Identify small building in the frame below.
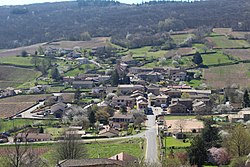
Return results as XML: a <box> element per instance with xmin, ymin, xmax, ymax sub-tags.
<box><xmin>110</xmin><ymin>114</ymin><xmax>134</xmax><ymax>123</ymax></box>
<box><xmin>117</xmin><ymin>85</ymin><xmax>145</xmax><ymax>95</ymax></box>
<box><xmin>171</xmin><ymin>72</ymin><xmax>187</xmax><ymax>81</ymax></box>
<box><xmin>168</xmin><ymin>102</ymin><xmax>187</xmax><ymax>114</ymax></box>
<box><xmin>148</xmin><ymin>94</ymin><xmax>169</xmax><ymax>107</ymax></box>
<box><xmin>137</xmin><ymin>100</ymin><xmax>148</xmax><ymax>110</ymax></box>
<box><xmin>16</xmin><ymin>133</ymin><xmax>51</xmax><ymax>142</ymax></box>
<box><xmin>171</xmin><ymin>98</ymin><xmax>193</xmax><ymax>111</ymax></box>
<box><xmin>50</xmin><ymin>102</ymin><xmax>67</xmax><ymax>118</ymax></box>
<box><xmin>72</xmin><ymin>81</ymin><xmax>93</xmax><ymax>89</ymax></box>
<box><xmin>111</xmin><ymin>96</ymin><xmax>136</xmax><ymax>108</ymax></box>
<box><xmin>99</xmin><ymin>128</ymin><xmax>119</xmax><ymax>138</ymax></box>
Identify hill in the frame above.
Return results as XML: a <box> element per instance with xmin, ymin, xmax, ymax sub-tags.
<box><xmin>1</xmin><ymin>0</ymin><xmax>250</xmax><ymax>49</ymax></box>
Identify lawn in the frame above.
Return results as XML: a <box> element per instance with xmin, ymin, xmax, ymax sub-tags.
<box><xmin>0</xmin><ymin>56</ymin><xmax>35</xmax><ymax>67</ymax></box>
<box><xmin>204</xmin><ymin>63</ymin><xmax>250</xmax><ymax>88</ymax></box>
<box><xmin>42</xmin><ymin>139</ymin><xmax>144</xmax><ymax>167</ymax></box>
<box><xmin>206</xmin><ymin>36</ymin><xmax>250</xmax><ymax>49</ymax></box>
<box><xmin>185</xmin><ymin>79</ymin><xmax>203</xmax><ymax>88</ymax></box>
<box><xmin>164</xmin><ymin>115</ymin><xmax>196</xmax><ymax>120</ymax></box>
<box><xmin>0</xmin><ymin>65</ymin><xmax>41</xmax><ymax>89</ymax></box>
<box><xmin>202</xmin><ymin>52</ymin><xmax>234</xmax><ymax>66</ymax></box>
<box><xmin>64</xmin><ymin>64</ymin><xmax>97</xmax><ymax>76</ymax></box>
<box><xmin>171</xmin><ymin>34</ymin><xmax>194</xmax><ymax>45</ymax></box>
<box><xmin>164</xmin><ymin>137</ymin><xmax>191</xmax><ymax>148</ymax></box>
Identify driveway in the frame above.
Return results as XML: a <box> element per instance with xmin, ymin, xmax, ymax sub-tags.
<box><xmin>14</xmin><ymin>101</ymin><xmax>45</xmax><ymax>119</ymax></box>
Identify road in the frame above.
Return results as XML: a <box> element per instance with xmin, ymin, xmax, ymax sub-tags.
<box><xmin>145</xmin><ymin>107</ymin><xmax>162</xmax><ymax>165</ymax></box>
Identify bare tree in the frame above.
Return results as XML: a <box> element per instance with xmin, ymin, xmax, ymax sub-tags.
<box><xmin>6</xmin><ymin>133</ymin><xmax>48</xmax><ymax>167</ymax></box>
<box><xmin>56</xmin><ymin>132</ymin><xmax>87</xmax><ymax>160</ymax></box>
<box><xmin>175</xmin><ymin>120</ymin><xmax>187</xmax><ymax>133</ymax></box>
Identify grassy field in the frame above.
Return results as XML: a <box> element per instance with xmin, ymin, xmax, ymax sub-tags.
<box><xmin>0</xmin><ymin>65</ymin><xmax>41</xmax><ymax>89</ymax></box>
<box><xmin>206</xmin><ymin>36</ymin><xmax>250</xmax><ymax>49</ymax></box>
<box><xmin>171</xmin><ymin>34</ymin><xmax>193</xmax><ymax>45</ymax></box>
<box><xmin>185</xmin><ymin>79</ymin><xmax>203</xmax><ymax>88</ymax></box>
<box><xmin>164</xmin><ymin>137</ymin><xmax>191</xmax><ymax>148</ymax></box>
<box><xmin>204</xmin><ymin>63</ymin><xmax>250</xmax><ymax>88</ymax></box>
<box><xmin>202</xmin><ymin>52</ymin><xmax>233</xmax><ymax>66</ymax></box>
<box><xmin>64</xmin><ymin>64</ymin><xmax>97</xmax><ymax>76</ymax></box>
<box><xmin>41</xmin><ymin>139</ymin><xmax>144</xmax><ymax>167</ymax></box>
<box><xmin>0</xmin><ymin>56</ymin><xmax>35</xmax><ymax>67</ymax></box>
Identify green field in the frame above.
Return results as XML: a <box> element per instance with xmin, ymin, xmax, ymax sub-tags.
<box><xmin>171</xmin><ymin>34</ymin><xmax>193</xmax><ymax>45</ymax></box>
<box><xmin>207</xmin><ymin>36</ymin><xmax>250</xmax><ymax>48</ymax></box>
<box><xmin>0</xmin><ymin>56</ymin><xmax>35</xmax><ymax>67</ymax></box>
<box><xmin>202</xmin><ymin>52</ymin><xmax>233</xmax><ymax>66</ymax></box>
<box><xmin>164</xmin><ymin>137</ymin><xmax>191</xmax><ymax>148</ymax></box>
<box><xmin>64</xmin><ymin>64</ymin><xmax>97</xmax><ymax>76</ymax></box>
<box><xmin>185</xmin><ymin>79</ymin><xmax>203</xmax><ymax>88</ymax></box>
<box><xmin>42</xmin><ymin>139</ymin><xmax>144</xmax><ymax>167</ymax></box>
<box><xmin>0</xmin><ymin>66</ymin><xmax>41</xmax><ymax>88</ymax></box>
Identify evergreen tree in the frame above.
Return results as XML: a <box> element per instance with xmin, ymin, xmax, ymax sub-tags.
<box><xmin>88</xmin><ymin>110</ymin><xmax>96</xmax><ymax>127</ymax></box>
<box><xmin>111</xmin><ymin>69</ymin><xmax>119</xmax><ymax>86</ymax></box>
<box><xmin>201</xmin><ymin>118</ymin><xmax>221</xmax><ymax>148</ymax></box>
<box><xmin>243</xmin><ymin>90</ymin><xmax>250</xmax><ymax>108</ymax></box>
<box><xmin>188</xmin><ymin>135</ymin><xmax>207</xmax><ymax>167</ymax></box>
<box><xmin>192</xmin><ymin>52</ymin><xmax>203</xmax><ymax>65</ymax></box>
<box><xmin>74</xmin><ymin>88</ymin><xmax>81</xmax><ymax>103</ymax></box>
<box><xmin>51</xmin><ymin>67</ymin><xmax>61</xmax><ymax>81</ymax></box>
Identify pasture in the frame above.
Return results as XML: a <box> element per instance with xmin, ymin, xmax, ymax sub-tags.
<box><xmin>206</xmin><ymin>36</ymin><xmax>250</xmax><ymax>49</ymax></box>
<box><xmin>202</xmin><ymin>52</ymin><xmax>234</xmax><ymax>66</ymax></box>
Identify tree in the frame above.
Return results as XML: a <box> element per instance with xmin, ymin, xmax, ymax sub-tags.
<box><xmin>224</xmin><ymin>125</ymin><xmax>250</xmax><ymax>157</ymax></box>
<box><xmin>80</xmin><ymin>32</ymin><xmax>91</xmax><ymax>41</ymax></box>
<box><xmin>175</xmin><ymin>119</ymin><xmax>187</xmax><ymax>133</ymax></box>
<box><xmin>73</xmin><ymin>116</ymin><xmax>90</xmax><ymax>130</ymax></box>
<box><xmin>110</xmin><ymin>69</ymin><xmax>119</xmax><ymax>86</ymax></box>
<box><xmin>56</xmin><ymin>133</ymin><xmax>87</xmax><ymax>160</ymax></box>
<box><xmin>192</xmin><ymin>52</ymin><xmax>203</xmax><ymax>65</ymax></box>
<box><xmin>74</xmin><ymin>88</ymin><xmax>81</xmax><ymax>103</ymax></box>
<box><xmin>201</xmin><ymin>119</ymin><xmax>221</xmax><ymax>148</ymax></box>
<box><xmin>6</xmin><ymin>134</ymin><xmax>48</xmax><ymax>167</ymax></box>
<box><xmin>95</xmin><ymin>110</ymin><xmax>110</xmax><ymax>124</ymax></box>
<box><xmin>188</xmin><ymin>135</ymin><xmax>207</xmax><ymax>167</ymax></box>
<box><xmin>88</xmin><ymin>110</ymin><xmax>96</xmax><ymax>127</ymax></box>
<box><xmin>208</xmin><ymin>147</ymin><xmax>230</xmax><ymax>166</ymax></box>
<box><xmin>50</xmin><ymin>67</ymin><xmax>61</xmax><ymax>82</ymax></box>
<box><xmin>21</xmin><ymin>50</ymin><xmax>28</xmax><ymax>57</ymax></box>
<box><xmin>30</xmin><ymin>56</ymin><xmax>41</xmax><ymax>67</ymax></box>
<box><xmin>120</xmin><ymin>105</ymin><xmax>127</xmax><ymax>114</ymax></box>
<box><xmin>243</xmin><ymin>90</ymin><xmax>250</xmax><ymax>108</ymax></box>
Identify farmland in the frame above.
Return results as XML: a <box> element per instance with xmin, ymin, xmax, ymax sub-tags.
<box><xmin>0</xmin><ymin>56</ymin><xmax>34</xmax><ymax>67</ymax></box>
<box><xmin>0</xmin><ymin>95</ymin><xmax>49</xmax><ymax>118</ymax></box>
<box><xmin>204</xmin><ymin>63</ymin><xmax>250</xmax><ymax>88</ymax></box>
<box><xmin>223</xmin><ymin>49</ymin><xmax>250</xmax><ymax>60</ymax></box>
<box><xmin>0</xmin><ymin>66</ymin><xmax>41</xmax><ymax>89</ymax></box>
<box><xmin>202</xmin><ymin>52</ymin><xmax>234</xmax><ymax>66</ymax></box>
<box><xmin>171</xmin><ymin>34</ymin><xmax>193</xmax><ymax>45</ymax></box>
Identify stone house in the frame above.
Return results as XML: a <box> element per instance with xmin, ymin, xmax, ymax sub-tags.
<box><xmin>168</xmin><ymin>102</ymin><xmax>187</xmax><ymax>114</ymax></box>
<box><xmin>111</xmin><ymin>96</ymin><xmax>136</xmax><ymax>108</ymax></box>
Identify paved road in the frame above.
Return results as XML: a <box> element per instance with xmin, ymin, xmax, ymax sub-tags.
<box><xmin>145</xmin><ymin>107</ymin><xmax>163</xmax><ymax>164</ymax></box>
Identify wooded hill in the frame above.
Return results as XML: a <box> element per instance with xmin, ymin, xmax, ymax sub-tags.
<box><xmin>0</xmin><ymin>0</ymin><xmax>250</xmax><ymax>49</ymax></box>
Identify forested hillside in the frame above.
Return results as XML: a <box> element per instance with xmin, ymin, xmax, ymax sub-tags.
<box><xmin>1</xmin><ymin>0</ymin><xmax>250</xmax><ymax>49</ymax></box>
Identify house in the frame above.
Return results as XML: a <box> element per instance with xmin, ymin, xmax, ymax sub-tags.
<box><xmin>56</xmin><ymin>152</ymin><xmax>138</xmax><ymax>167</ymax></box>
<box><xmin>72</xmin><ymin>81</ymin><xmax>93</xmax><ymax>89</ymax></box>
<box><xmin>63</xmin><ymin>76</ymin><xmax>75</xmax><ymax>84</ymax></box>
<box><xmin>147</xmin><ymin>87</ymin><xmax>160</xmax><ymax>96</ymax></box>
<box><xmin>109</xmin><ymin>114</ymin><xmax>134</xmax><ymax>124</ymax></box>
<box><xmin>168</xmin><ymin>102</ymin><xmax>187</xmax><ymax>114</ymax></box>
<box><xmin>117</xmin><ymin>85</ymin><xmax>144</xmax><ymax>95</ymax></box>
<box><xmin>121</xmin><ymin>55</ymin><xmax>138</xmax><ymax>66</ymax></box>
<box><xmin>171</xmin><ymin>71</ymin><xmax>187</xmax><ymax>81</ymax></box>
<box><xmin>148</xmin><ymin>94</ymin><xmax>169</xmax><ymax>107</ymax></box>
<box><xmin>166</xmin><ymin>67</ymin><xmax>185</xmax><ymax>77</ymax></box>
<box><xmin>56</xmin><ymin>159</ymin><xmax>123</xmax><ymax>167</ymax></box>
<box><xmin>50</xmin><ymin>102</ymin><xmax>67</xmax><ymax>118</ymax></box>
<box><xmin>137</xmin><ymin>100</ymin><xmax>148</xmax><ymax>110</ymax></box>
<box><xmin>171</xmin><ymin>98</ymin><xmax>193</xmax><ymax>111</ymax></box>
<box><xmin>99</xmin><ymin>128</ymin><xmax>119</xmax><ymax>138</ymax></box>
<box><xmin>193</xmin><ymin>99</ymin><xmax>212</xmax><ymax>114</ymax></box>
<box><xmin>137</xmin><ymin>71</ymin><xmax>163</xmax><ymax>83</ymax></box>
<box><xmin>160</xmin><ymin>89</ymin><xmax>181</xmax><ymax>98</ymax></box>
<box><xmin>16</xmin><ymin>133</ymin><xmax>51</xmax><ymax>142</ymax></box>
<box><xmin>111</xmin><ymin>96</ymin><xmax>136</xmax><ymax>108</ymax></box>
<box><xmin>109</xmin><ymin>152</ymin><xmax>138</xmax><ymax>163</ymax></box>
<box><xmin>228</xmin><ymin>108</ymin><xmax>250</xmax><ymax>123</ymax></box>
<box><xmin>2</xmin><ymin>87</ymin><xmax>16</xmax><ymax>97</ymax></box>
<box><xmin>129</xmin><ymin>67</ymin><xmax>153</xmax><ymax>74</ymax></box>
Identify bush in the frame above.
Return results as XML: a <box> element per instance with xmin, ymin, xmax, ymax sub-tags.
<box><xmin>230</xmin><ymin>156</ymin><xmax>248</xmax><ymax>167</ymax></box>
